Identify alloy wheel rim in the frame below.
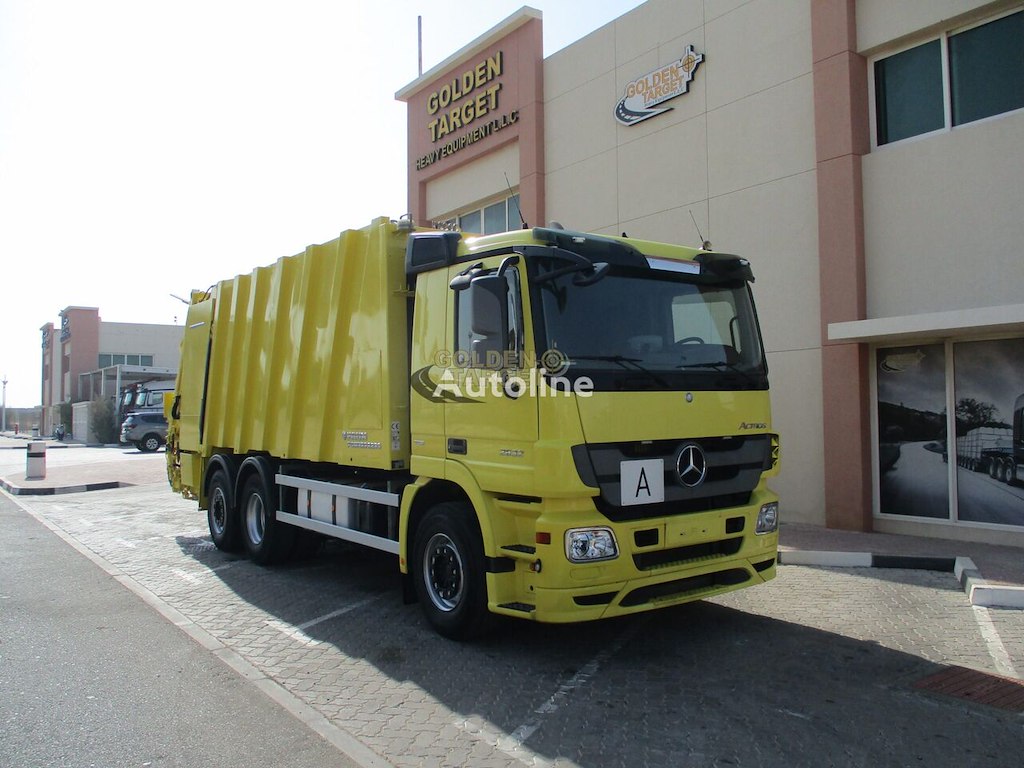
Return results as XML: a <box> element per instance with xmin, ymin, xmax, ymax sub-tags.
<box><xmin>246</xmin><ymin>493</ymin><xmax>265</xmax><ymax>545</ymax></box>
<box><xmin>211</xmin><ymin>487</ymin><xmax>227</xmax><ymax>536</ymax></box>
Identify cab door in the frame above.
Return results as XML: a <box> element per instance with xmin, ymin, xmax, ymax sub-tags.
<box><xmin>443</xmin><ymin>254</ymin><xmax>538</xmax><ymax>494</ymax></box>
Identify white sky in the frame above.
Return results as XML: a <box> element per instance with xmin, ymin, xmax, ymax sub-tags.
<box><xmin>0</xmin><ymin>0</ymin><xmax>645</xmax><ymax>407</ymax></box>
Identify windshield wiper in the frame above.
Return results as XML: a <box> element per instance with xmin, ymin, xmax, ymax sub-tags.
<box><xmin>529</xmin><ymin>247</ymin><xmax>610</xmax><ymax>286</ymax></box>
<box><xmin>676</xmin><ymin>360</ymin><xmax>762</xmax><ymax>388</ymax></box>
<box><xmin>570</xmin><ymin>355</ymin><xmax>673</xmax><ymax>389</ymax></box>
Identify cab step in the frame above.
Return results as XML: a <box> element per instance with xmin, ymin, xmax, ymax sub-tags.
<box><xmin>497</xmin><ymin>602</ymin><xmax>535</xmax><ymax>613</ymax></box>
<box><xmin>501</xmin><ymin>544</ymin><xmax>536</xmax><ymax>555</ymax></box>
<box><xmin>499</xmin><ymin>544</ymin><xmax>542</xmax><ymax>573</ymax></box>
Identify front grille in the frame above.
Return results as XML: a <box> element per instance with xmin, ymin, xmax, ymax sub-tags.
<box><xmin>620</xmin><ymin>568</ymin><xmax>751</xmax><ymax>607</ymax></box>
<box><xmin>633</xmin><ymin>537</ymin><xmax>742</xmax><ymax>571</ymax></box>
<box><xmin>595</xmin><ymin>492</ymin><xmax>751</xmax><ymax>521</ymax></box>
<box><xmin>573</xmin><ymin>436</ymin><xmax>771</xmax><ymax>522</ymax></box>
<box><xmin>573</xmin><ymin>592</ymin><xmax>617</xmax><ymax>607</ymax></box>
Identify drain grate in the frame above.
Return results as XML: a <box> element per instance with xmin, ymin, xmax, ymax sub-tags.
<box><xmin>913</xmin><ymin>665</ymin><xmax>1024</xmax><ymax>712</ymax></box>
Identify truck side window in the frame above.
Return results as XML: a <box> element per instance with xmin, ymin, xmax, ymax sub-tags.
<box><xmin>455</xmin><ymin>267</ymin><xmax>521</xmax><ymax>368</ymax></box>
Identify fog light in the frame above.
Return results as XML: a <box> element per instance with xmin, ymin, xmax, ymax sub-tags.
<box><xmin>565</xmin><ymin>527</ymin><xmax>618</xmax><ymax>562</ymax></box>
<box><xmin>756</xmin><ymin>502</ymin><xmax>779</xmax><ymax>534</ymax></box>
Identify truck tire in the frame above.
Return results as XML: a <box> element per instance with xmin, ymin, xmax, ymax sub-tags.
<box><xmin>412</xmin><ymin>502</ymin><xmax>490</xmax><ymax>640</ymax></box>
<box><xmin>207</xmin><ymin>470</ymin><xmax>241</xmax><ymax>552</ymax></box>
<box><xmin>240</xmin><ymin>473</ymin><xmax>293</xmax><ymax>565</ymax></box>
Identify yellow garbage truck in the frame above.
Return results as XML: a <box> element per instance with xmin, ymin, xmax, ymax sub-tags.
<box><xmin>168</xmin><ymin>216</ymin><xmax>780</xmax><ymax>638</ymax></box>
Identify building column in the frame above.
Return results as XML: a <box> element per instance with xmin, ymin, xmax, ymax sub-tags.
<box><xmin>812</xmin><ymin>0</ymin><xmax>872</xmax><ymax>530</ymax></box>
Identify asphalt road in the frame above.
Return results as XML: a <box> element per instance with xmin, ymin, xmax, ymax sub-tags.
<box><xmin>0</xmin><ymin>492</ymin><xmax>355</xmax><ymax>768</ymax></box>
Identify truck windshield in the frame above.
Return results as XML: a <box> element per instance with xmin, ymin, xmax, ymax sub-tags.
<box><xmin>534</xmin><ymin>264</ymin><xmax>767</xmax><ymax>391</ymax></box>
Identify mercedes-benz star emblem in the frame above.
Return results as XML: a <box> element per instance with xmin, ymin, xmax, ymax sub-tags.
<box><xmin>675</xmin><ymin>443</ymin><xmax>707</xmax><ymax>488</ymax></box>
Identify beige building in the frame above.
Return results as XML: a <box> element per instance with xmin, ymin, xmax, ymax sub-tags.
<box><xmin>40</xmin><ymin>306</ymin><xmax>183</xmax><ymax>432</ymax></box>
<box><xmin>398</xmin><ymin>0</ymin><xmax>1024</xmax><ymax>544</ymax></box>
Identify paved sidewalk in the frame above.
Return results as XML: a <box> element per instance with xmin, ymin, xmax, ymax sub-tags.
<box><xmin>0</xmin><ymin>434</ymin><xmax>165</xmax><ymax>495</ymax></box>
<box><xmin>2</xmin><ymin>432</ymin><xmax>1021</xmax><ymax>590</ymax></box>
<box><xmin>781</xmin><ymin>521</ymin><xmax>1024</xmax><ymax>588</ymax></box>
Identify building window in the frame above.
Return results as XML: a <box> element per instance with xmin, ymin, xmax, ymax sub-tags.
<box><xmin>874</xmin><ymin>41</ymin><xmax>944</xmax><ymax>145</ymax></box>
<box><xmin>506</xmin><ymin>194</ymin><xmax>521</xmax><ymax>228</ymax></box>
<box><xmin>949</xmin><ymin>12</ymin><xmax>1024</xmax><ymax>127</ymax></box>
<box><xmin>452</xmin><ymin>193</ymin><xmax>521</xmax><ymax>235</ymax></box>
<box><xmin>459</xmin><ymin>209</ymin><xmax>482</xmax><ymax>234</ymax></box>
<box><xmin>98</xmin><ymin>353</ymin><xmax>154</xmax><ymax>369</ymax></box>
<box><xmin>483</xmin><ymin>200</ymin><xmax>506</xmax><ymax>234</ymax></box>
<box><xmin>873</xmin><ymin>10</ymin><xmax>1024</xmax><ymax>146</ymax></box>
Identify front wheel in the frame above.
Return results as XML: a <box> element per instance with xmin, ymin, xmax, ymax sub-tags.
<box><xmin>412</xmin><ymin>502</ymin><xmax>490</xmax><ymax>640</ymax></box>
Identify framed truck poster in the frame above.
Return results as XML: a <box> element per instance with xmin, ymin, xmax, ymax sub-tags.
<box><xmin>876</xmin><ymin>344</ymin><xmax>949</xmax><ymax>519</ymax></box>
<box><xmin>953</xmin><ymin>338</ymin><xmax>1024</xmax><ymax>527</ymax></box>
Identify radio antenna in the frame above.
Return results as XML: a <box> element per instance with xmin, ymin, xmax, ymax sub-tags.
<box><xmin>689</xmin><ymin>209</ymin><xmax>712</xmax><ymax>251</ymax></box>
<box><xmin>505</xmin><ymin>172</ymin><xmax>527</xmax><ymax>229</ymax></box>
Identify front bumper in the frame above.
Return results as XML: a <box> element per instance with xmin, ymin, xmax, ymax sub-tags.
<box><xmin>491</xmin><ymin>488</ymin><xmax>779</xmax><ymax>623</ymax></box>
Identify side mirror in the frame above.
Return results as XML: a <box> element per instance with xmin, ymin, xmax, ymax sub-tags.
<box><xmin>469</xmin><ymin>275</ymin><xmax>510</xmax><ymax>365</ymax></box>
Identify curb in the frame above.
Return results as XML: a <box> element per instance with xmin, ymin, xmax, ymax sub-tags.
<box><xmin>779</xmin><ymin>550</ymin><xmax>1024</xmax><ymax>610</ymax></box>
<box><xmin>0</xmin><ymin>443</ymin><xmax>75</xmax><ymax>451</ymax></box>
<box><xmin>3</xmin><ymin>486</ymin><xmax>396</xmax><ymax>768</ymax></box>
<box><xmin>0</xmin><ymin>479</ymin><xmax>127</xmax><ymax>496</ymax></box>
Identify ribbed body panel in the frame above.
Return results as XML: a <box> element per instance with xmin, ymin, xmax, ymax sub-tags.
<box><xmin>186</xmin><ymin>217</ymin><xmax>410</xmax><ymax>469</ymax></box>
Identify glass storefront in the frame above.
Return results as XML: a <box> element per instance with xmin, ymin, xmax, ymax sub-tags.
<box><xmin>876</xmin><ymin>337</ymin><xmax>1024</xmax><ymax>528</ymax></box>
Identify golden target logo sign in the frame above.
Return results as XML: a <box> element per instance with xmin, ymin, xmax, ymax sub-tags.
<box><xmin>415</xmin><ymin>50</ymin><xmax>521</xmax><ymax>171</ymax></box>
<box><xmin>614</xmin><ymin>45</ymin><xmax>704</xmax><ymax>126</ymax></box>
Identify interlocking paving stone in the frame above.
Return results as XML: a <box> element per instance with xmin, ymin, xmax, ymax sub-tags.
<box><xmin>11</xmin><ymin>483</ymin><xmax>1024</xmax><ymax>768</ymax></box>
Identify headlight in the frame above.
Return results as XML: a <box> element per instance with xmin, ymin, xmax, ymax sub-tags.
<box><xmin>565</xmin><ymin>527</ymin><xmax>618</xmax><ymax>562</ymax></box>
<box><xmin>756</xmin><ymin>502</ymin><xmax>779</xmax><ymax>534</ymax></box>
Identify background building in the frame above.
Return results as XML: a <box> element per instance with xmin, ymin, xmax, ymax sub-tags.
<box><xmin>40</xmin><ymin>306</ymin><xmax>182</xmax><ymax>434</ymax></box>
<box><xmin>397</xmin><ymin>0</ymin><xmax>1024</xmax><ymax>545</ymax></box>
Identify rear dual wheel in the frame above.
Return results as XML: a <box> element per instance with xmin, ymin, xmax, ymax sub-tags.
<box><xmin>240</xmin><ymin>472</ymin><xmax>294</xmax><ymax>564</ymax></box>
<box><xmin>207</xmin><ymin>470</ymin><xmax>241</xmax><ymax>551</ymax></box>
